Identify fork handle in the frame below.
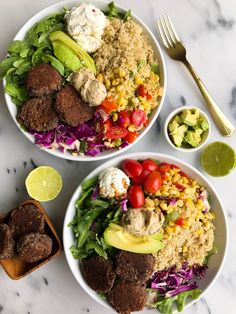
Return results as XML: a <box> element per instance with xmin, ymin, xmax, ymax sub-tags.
<box><xmin>183</xmin><ymin>59</ymin><xmax>235</xmax><ymax>136</ymax></box>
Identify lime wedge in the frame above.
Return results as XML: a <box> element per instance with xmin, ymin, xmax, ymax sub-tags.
<box><xmin>25</xmin><ymin>166</ymin><xmax>62</xmax><ymax>202</ymax></box>
<box><xmin>201</xmin><ymin>141</ymin><xmax>236</xmax><ymax>177</ymax></box>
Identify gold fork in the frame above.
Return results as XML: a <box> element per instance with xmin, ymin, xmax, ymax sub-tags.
<box><xmin>156</xmin><ymin>14</ymin><xmax>235</xmax><ymax>136</ymax></box>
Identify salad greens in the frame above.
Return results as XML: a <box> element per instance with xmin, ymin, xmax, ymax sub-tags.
<box><xmin>105</xmin><ymin>1</ymin><xmax>132</xmax><ymax>21</ymax></box>
<box><xmin>69</xmin><ymin>177</ymin><xmax>122</xmax><ymax>260</ymax></box>
<box><xmin>154</xmin><ymin>288</ymin><xmax>201</xmax><ymax>314</ymax></box>
<box><xmin>0</xmin><ymin>13</ymin><xmax>67</xmax><ymax>106</ymax></box>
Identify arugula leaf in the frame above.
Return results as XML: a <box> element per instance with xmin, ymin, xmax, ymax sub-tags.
<box><xmin>75</xmin><ymin>188</ymin><xmax>93</xmax><ymax>210</ymax></box>
<box><xmin>123</xmin><ymin>9</ymin><xmax>132</xmax><ymax>21</ymax></box>
<box><xmin>82</xmin><ymin>176</ymin><xmax>98</xmax><ymax>191</ymax></box>
<box><xmin>0</xmin><ymin>57</ymin><xmax>18</xmax><ymax>78</ymax></box>
<box><xmin>105</xmin><ymin>1</ymin><xmax>119</xmax><ymax>18</ymax></box>
<box><xmin>203</xmin><ymin>244</ymin><xmax>217</xmax><ymax>265</ymax></box>
<box><xmin>154</xmin><ymin>289</ymin><xmax>201</xmax><ymax>314</ymax></box>
<box><xmin>87</xmin><ymin>199</ymin><xmax>110</xmax><ymax>209</ymax></box>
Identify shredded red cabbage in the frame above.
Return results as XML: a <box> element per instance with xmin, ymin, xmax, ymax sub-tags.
<box><xmin>150</xmin><ymin>263</ymin><xmax>206</xmax><ymax>298</ymax></box>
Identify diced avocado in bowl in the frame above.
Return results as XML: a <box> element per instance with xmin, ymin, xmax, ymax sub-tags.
<box><xmin>167</xmin><ymin>108</ymin><xmax>210</xmax><ymax>149</ymax></box>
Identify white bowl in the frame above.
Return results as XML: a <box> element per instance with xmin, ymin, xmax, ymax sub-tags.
<box><xmin>3</xmin><ymin>0</ymin><xmax>167</xmax><ymax>161</ymax></box>
<box><xmin>164</xmin><ymin>106</ymin><xmax>211</xmax><ymax>153</ymax></box>
<box><xmin>63</xmin><ymin>152</ymin><xmax>228</xmax><ymax>313</ymax></box>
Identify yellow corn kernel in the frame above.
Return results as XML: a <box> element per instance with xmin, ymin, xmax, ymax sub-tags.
<box><xmin>160</xmin><ymin>202</ymin><xmax>168</xmax><ymax>210</ymax></box>
<box><xmin>169</xmin><ymin>169</ymin><xmax>174</xmax><ymax>176</ymax></box>
<box><xmin>172</xmin><ymin>174</ymin><xmax>180</xmax><ymax>183</ymax></box>
<box><xmin>128</xmin><ymin>124</ymin><xmax>137</xmax><ymax>132</ymax></box>
<box><xmin>117</xmin><ymin>97</ymin><xmax>125</xmax><ymax>106</ymax></box>
<box><xmin>96</xmin><ymin>73</ymin><xmax>104</xmax><ymax>82</ymax></box>
<box><xmin>169</xmin><ymin>222</ymin><xmax>175</xmax><ymax>227</ymax></box>
<box><xmin>177</xmin><ymin>200</ymin><xmax>184</xmax><ymax>207</ymax></box>
<box><xmin>195</xmin><ymin>229</ymin><xmax>203</xmax><ymax>236</ymax></box>
<box><xmin>153</xmin><ymin>198</ymin><xmax>160</xmax><ymax>206</ymax></box>
<box><xmin>112</xmin><ymin>113</ymin><xmax>118</xmax><ymax>122</ymax></box>
<box><xmin>204</xmin><ymin>221</ymin><xmax>210</xmax><ymax>229</ymax></box>
<box><xmin>116</xmin><ymin>85</ymin><xmax>124</xmax><ymax>92</ymax></box>
<box><xmin>119</xmin><ymin>68</ymin><xmax>126</xmax><ymax>78</ymax></box>
<box><xmin>182</xmin><ymin>246</ymin><xmax>187</xmax><ymax>253</ymax></box>
<box><xmin>161</xmin><ymin>185</ymin><xmax>169</xmax><ymax>192</ymax></box>
<box><xmin>182</xmin><ymin>177</ymin><xmax>188</xmax><ymax>184</ymax></box>
<box><xmin>134</xmin><ymin>74</ymin><xmax>143</xmax><ymax>85</ymax></box>
<box><xmin>165</xmin><ymin>226</ymin><xmax>173</xmax><ymax>234</ymax></box>
<box><xmin>145</xmin><ymin>198</ymin><xmax>155</xmax><ymax>209</ymax></box>
<box><xmin>112</xmin><ymin>79</ymin><xmax>118</xmax><ymax>86</ymax></box>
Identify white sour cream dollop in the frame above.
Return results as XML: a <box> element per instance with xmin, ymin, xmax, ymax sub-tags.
<box><xmin>99</xmin><ymin>167</ymin><xmax>130</xmax><ymax>199</ymax></box>
<box><xmin>66</xmin><ymin>3</ymin><xmax>107</xmax><ymax>53</ymax></box>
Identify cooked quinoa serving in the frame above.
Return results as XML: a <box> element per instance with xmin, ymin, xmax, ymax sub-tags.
<box><xmin>70</xmin><ymin>158</ymin><xmax>216</xmax><ymax>314</ymax></box>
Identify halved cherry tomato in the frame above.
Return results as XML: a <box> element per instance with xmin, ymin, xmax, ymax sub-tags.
<box><xmin>105</xmin><ymin>126</ymin><xmax>128</xmax><ymax>139</ymax></box>
<box><xmin>175</xmin><ymin>218</ymin><xmax>184</xmax><ymax>226</ymax></box>
<box><xmin>132</xmin><ymin>169</ymin><xmax>151</xmax><ymax>184</ymax></box>
<box><xmin>128</xmin><ymin>185</ymin><xmax>145</xmax><ymax>208</ymax></box>
<box><xmin>100</xmin><ymin>97</ymin><xmax>117</xmax><ymax>113</ymax></box>
<box><xmin>131</xmin><ymin>109</ymin><xmax>146</xmax><ymax>127</ymax></box>
<box><xmin>142</xmin><ymin>159</ymin><xmax>159</xmax><ymax>171</ymax></box>
<box><xmin>117</xmin><ymin>110</ymin><xmax>131</xmax><ymax>128</ymax></box>
<box><xmin>96</xmin><ymin>118</ymin><xmax>113</xmax><ymax>133</ymax></box>
<box><xmin>123</xmin><ymin>131</ymin><xmax>138</xmax><ymax>144</ymax></box>
<box><xmin>144</xmin><ymin>171</ymin><xmax>162</xmax><ymax>194</ymax></box>
<box><xmin>158</xmin><ymin>163</ymin><xmax>171</xmax><ymax>173</ymax></box>
<box><xmin>122</xmin><ymin>159</ymin><xmax>143</xmax><ymax>178</ymax></box>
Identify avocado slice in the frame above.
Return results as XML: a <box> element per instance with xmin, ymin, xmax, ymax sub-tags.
<box><xmin>49</xmin><ymin>31</ymin><xmax>96</xmax><ymax>73</ymax></box>
<box><xmin>103</xmin><ymin>223</ymin><xmax>164</xmax><ymax>254</ymax></box>
<box><xmin>168</xmin><ymin>119</ymin><xmax>179</xmax><ymax>133</ymax></box>
<box><xmin>184</xmin><ymin>129</ymin><xmax>203</xmax><ymax>147</ymax></box>
<box><xmin>198</xmin><ymin>116</ymin><xmax>209</xmax><ymax>131</ymax></box>
<box><xmin>52</xmin><ymin>41</ymin><xmax>82</xmax><ymax>72</ymax></box>
<box><xmin>170</xmin><ymin>124</ymin><xmax>188</xmax><ymax>147</ymax></box>
<box><xmin>180</xmin><ymin>109</ymin><xmax>199</xmax><ymax>127</ymax></box>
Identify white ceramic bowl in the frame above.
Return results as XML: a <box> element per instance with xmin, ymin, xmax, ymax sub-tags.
<box><xmin>164</xmin><ymin>106</ymin><xmax>211</xmax><ymax>153</ymax></box>
<box><xmin>63</xmin><ymin>152</ymin><xmax>228</xmax><ymax>313</ymax></box>
<box><xmin>3</xmin><ymin>0</ymin><xmax>167</xmax><ymax>161</ymax></box>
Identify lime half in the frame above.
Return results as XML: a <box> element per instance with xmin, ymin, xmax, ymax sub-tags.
<box><xmin>201</xmin><ymin>141</ymin><xmax>236</xmax><ymax>177</ymax></box>
<box><xmin>25</xmin><ymin>166</ymin><xmax>62</xmax><ymax>202</ymax></box>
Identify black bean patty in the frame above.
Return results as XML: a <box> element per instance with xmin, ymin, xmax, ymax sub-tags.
<box><xmin>17</xmin><ymin>96</ymin><xmax>59</xmax><ymax>132</ymax></box>
<box><xmin>17</xmin><ymin>232</ymin><xmax>53</xmax><ymax>263</ymax></box>
<box><xmin>82</xmin><ymin>256</ymin><xmax>116</xmax><ymax>293</ymax></box>
<box><xmin>55</xmin><ymin>85</ymin><xmax>94</xmax><ymax>126</ymax></box>
<box><xmin>115</xmin><ymin>251</ymin><xmax>155</xmax><ymax>285</ymax></box>
<box><xmin>9</xmin><ymin>204</ymin><xmax>45</xmax><ymax>239</ymax></box>
<box><xmin>0</xmin><ymin>223</ymin><xmax>15</xmax><ymax>259</ymax></box>
<box><xmin>107</xmin><ymin>282</ymin><xmax>147</xmax><ymax>314</ymax></box>
<box><xmin>26</xmin><ymin>63</ymin><xmax>62</xmax><ymax>97</ymax></box>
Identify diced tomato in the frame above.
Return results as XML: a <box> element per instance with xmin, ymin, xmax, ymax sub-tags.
<box><xmin>96</xmin><ymin>119</ymin><xmax>113</xmax><ymax>133</ymax></box>
<box><xmin>158</xmin><ymin>163</ymin><xmax>171</xmax><ymax>173</ymax></box>
<box><xmin>142</xmin><ymin>159</ymin><xmax>159</xmax><ymax>171</ymax></box>
<box><xmin>128</xmin><ymin>185</ymin><xmax>145</xmax><ymax>208</ymax></box>
<box><xmin>171</xmin><ymin>164</ymin><xmax>180</xmax><ymax>170</ymax></box>
<box><xmin>175</xmin><ymin>183</ymin><xmax>184</xmax><ymax>191</ymax></box>
<box><xmin>123</xmin><ymin>131</ymin><xmax>138</xmax><ymax>144</ymax></box>
<box><xmin>175</xmin><ymin>218</ymin><xmax>184</xmax><ymax>226</ymax></box>
<box><xmin>122</xmin><ymin>159</ymin><xmax>143</xmax><ymax>178</ymax></box>
<box><xmin>105</xmin><ymin>126</ymin><xmax>128</xmax><ymax>139</ymax></box>
<box><xmin>145</xmin><ymin>92</ymin><xmax>152</xmax><ymax>100</ymax></box>
<box><xmin>117</xmin><ymin>110</ymin><xmax>131</xmax><ymax>128</ymax></box>
<box><xmin>137</xmin><ymin>85</ymin><xmax>146</xmax><ymax>97</ymax></box>
<box><xmin>131</xmin><ymin>109</ymin><xmax>146</xmax><ymax>127</ymax></box>
<box><xmin>133</xmin><ymin>169</ymin><xmax>151</xmax><ymax>184</ymax></box>
<box><xmin>179</xmin><ymin>171</ymin><xmax>189</xmax><ymax>178</ymax></box>
<box><xmin>144</xmin><ymin>171</ymin><xmax>162</xmax><ymax>194</ymax></box>
<box><xmin>100</xmin><ymin>97</ymin><xmax>117</xmax><ymax>113</ymax></box>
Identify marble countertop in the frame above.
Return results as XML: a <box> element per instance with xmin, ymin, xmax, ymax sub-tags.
<box><xmin>0</xmin><ymin>0</ymin><xmax>236</xmax><ymax>313</ymax></box>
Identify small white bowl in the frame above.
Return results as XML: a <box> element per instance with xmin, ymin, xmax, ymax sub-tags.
<box><xmin>63</xmin><ymin>152</ymin><xmax>228</xmax><ymax>313</ymax></box>
<box><xmin>164</xmin><ymin>106</ymin><xmax>211</xmax><ymax>153</ymax></box>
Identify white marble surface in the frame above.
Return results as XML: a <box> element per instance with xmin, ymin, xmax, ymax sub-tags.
<box><xmin>0</xmin><ymin>0</ymin><xmax>236</xmax><ymax>313</ymax></box>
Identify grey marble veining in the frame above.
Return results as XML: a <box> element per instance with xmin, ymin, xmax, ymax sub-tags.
<box><xmin>0</xmin><ymin>0</ymin><xmax>236</xmax><ymax>313</ymax></box>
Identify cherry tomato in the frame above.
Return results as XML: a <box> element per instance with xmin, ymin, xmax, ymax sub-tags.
<box><xmin>171</xmin><ymin>164</ymin><xmax>180</xmax><ymax>170</ymax></box>
<box><xmin>131</xmin><ymin>109</ymin><xmax>146</xmax><ymax>127</ymax></box>
<box><xmin>123</xmin><ymin>131</ymin><xmax>138</xmax><ymax>144</ymax></box>
<box><xmin>117</xmin><ymin>110</ymin><xmax>131</xmax><ymax>128</ymax></box>
<box><xmin>162</xmin><ymin>173</ymin><xmax>168</xmax><ymax>181</ymax></box>
<box><xmin>128</xmin><ymin>185</ymin><xmax>145</xmax><ymax>208</ymax></box>
<box><xmin>105</xmin><ymin>126</ymin><xmax>128</xmax><ymax>139</ymax></box>
<box><xmin>100</xmin><ymin>97</ymin><xmax>117</xmax><ymax>113</ymax></box>
<box><xmin>175</xmin><ymin>183</ymin><xmax>184</xmax><ymax>191</ymax></box>
<box><xmin>142</xmin><ymin>159</ymin><xmax>159</xmax><ymax>171</ymax></box>
<box><xmin>158</xmin><ymin>163</ymin><xmax>171</xmax><ymax>173</ymax></box>
<box><xmin>122</xmin><ymin>159</ymin><xmax>143</xmax><ymax>178</ymax></box>
<box><xmin>175</xmin><ymin>218</ymin><xmax>184</xmax><ymax>226</ymax></box>
<box><xmin>179</xmin><ymin>171</ymin><xmax>189</xmax><ymax>178</ymax></box>
<box><xmin>144</xmin><ymin>171</ymin><xmax>162</xmax><ymax>194</ymax></box>
<box><xmin>133</xmin><ymin>169</ymin><xmax>151</xmax><ymax>184</ymax></box>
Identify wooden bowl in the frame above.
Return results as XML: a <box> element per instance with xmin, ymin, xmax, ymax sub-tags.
<box><xmin>0</xmin><ymin>200</ymin><xmax>62</xmax><ymax>279</ymax></box>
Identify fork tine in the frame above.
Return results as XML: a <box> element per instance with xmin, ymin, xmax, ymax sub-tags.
<box><xmin>156</xmin><ymin>19</ymin><xmax>170</xmax><ymax>49</ymax></box>
<box><xmin>161</xmin><ymin>15</ymin><xmax>176</xmax><ymax>47</ymax></box>
<box><xmin>165</xmin><ymin>14</ymin><xmax>181</xmax><ymax>43</ymax></box>
<box><xmin>159</xmin><ymin>17</ymin><xmax>174</xmax><ymax>49</ymax></box>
